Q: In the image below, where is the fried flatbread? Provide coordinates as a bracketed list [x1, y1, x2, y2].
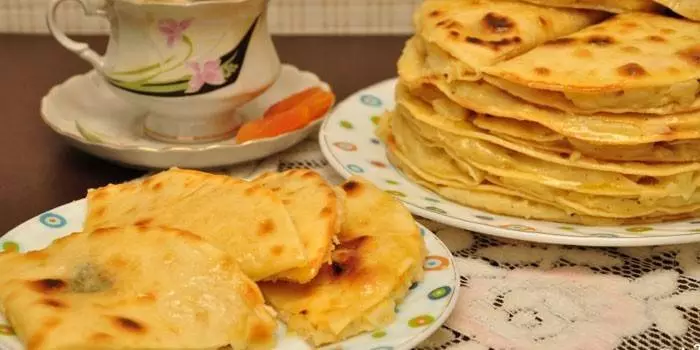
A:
[414, 0, 606, 81]
[259, 178, 425, 346]
[0, 225, 277, 350]
[516, 0, 658, 12]
[84, 168, 305, 281]
[252, 169, 343, 283]
[483, 12, 700, 114]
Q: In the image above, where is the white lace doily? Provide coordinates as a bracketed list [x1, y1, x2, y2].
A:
[225, 138, 700, 350]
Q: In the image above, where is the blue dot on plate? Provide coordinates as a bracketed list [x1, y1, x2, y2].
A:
[347, 164, 364, 173]
[39, 213, 67, 228]
[420, 227, 427, 236]
[360, 94, 383, 107]
[409, 281, 419, 290]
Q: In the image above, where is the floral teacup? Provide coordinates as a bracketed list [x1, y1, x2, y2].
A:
[47, 0, 280, 143]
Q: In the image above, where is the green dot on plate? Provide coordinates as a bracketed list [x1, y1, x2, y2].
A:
[371, 116, 381, 125]
[408, 315, 435, 328]
[371, 330, 387, 338]
[2, 241, 19, 253]
[386, 190, 406, 198]
[626, 227, 653, 233]
[340, 120, 354, 129]
[386, 180, 400, 185]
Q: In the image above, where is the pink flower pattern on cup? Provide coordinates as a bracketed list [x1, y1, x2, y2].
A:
[185, 60, 225, 93]
[158, 18, 193, 48]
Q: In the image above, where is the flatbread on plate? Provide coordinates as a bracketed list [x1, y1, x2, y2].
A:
[483, 12, 700, 114]
[84, 168, 305, 281]
[252, 169, 343, 283]
[260, 177, 426, 346]
[0, 225, 277, 350]
[413, 0, 606, 81]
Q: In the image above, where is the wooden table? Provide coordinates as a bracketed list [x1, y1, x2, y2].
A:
[0, 34, 407, 235]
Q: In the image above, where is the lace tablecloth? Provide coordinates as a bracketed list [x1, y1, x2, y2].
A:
[225, 138, 700, 350]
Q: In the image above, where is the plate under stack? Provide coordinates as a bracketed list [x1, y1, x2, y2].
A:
[379, 0, 700, 225]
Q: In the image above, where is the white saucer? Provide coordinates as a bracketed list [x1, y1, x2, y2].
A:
[40, 65, 331, 169]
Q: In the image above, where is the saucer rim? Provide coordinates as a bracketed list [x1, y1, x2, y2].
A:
[40, 64, 332, 154]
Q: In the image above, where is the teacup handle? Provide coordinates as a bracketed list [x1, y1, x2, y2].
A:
[46, 0, 106, 73]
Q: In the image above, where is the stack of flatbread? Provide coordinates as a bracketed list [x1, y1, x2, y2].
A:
[380, 0, 700, 225]
[0, 168, 425, 348]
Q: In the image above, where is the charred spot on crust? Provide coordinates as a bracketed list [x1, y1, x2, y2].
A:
[646, 35, 665, 42]
[342, 181, 362, 196]
[544, 37, 577, 46]
[617, 63, 648, 77]
[585, 35, 615, 46]
[300, 309, 308, 315]
[134, 218, 153, 226]
[533, 67, 550, 76]
[429, 10, 441, 17]
[481, 12, 515, 33]
[258, 219, 275, 237]
[113, 317, 146, 333]
[678, 45, 700, 67]
[329, 237, 367, 278]
[449, 30, 460, 38]
[41, 298, 67, 308]
[30, 279, 67, 293]
[636, 176, 659, 185]
[466, 36, 521, 51]
[270, 245, 285, 256]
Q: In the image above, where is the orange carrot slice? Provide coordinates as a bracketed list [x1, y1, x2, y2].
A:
[264, 87, 325, 117]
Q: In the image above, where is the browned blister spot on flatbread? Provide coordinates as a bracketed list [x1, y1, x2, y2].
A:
[429, 10, 441, 17]
[574, 48, 593, 58]
[134, 218, 154, 226]
[449, 30, 460, 39]
[25, 251, 48, 260]
[248, 318, 275, 345]
[270, 244, 285, 256]
[481, 12, 515, 34]
[29, 279, 67, 294]
[112, 316, 146, 333]
[41, 298, 67, 309]
[244, 184, 263, 196]
[617, 63, 648, 77]
[585, 35, 615, 46]
[661, 28, 676, 35]
[534, 67, 550, 76]
[152, 182, 163, 191]
[621, 46, 642, 54]
[342, 181, 362, 197]
[621, 21, 638, 28]
[257, 219, 275, 237]
[544, 37, 577, 46]
[90, 332, 114, 342]
[646, 35, 665, 43]
[93, 206, 106, 218]
[90, 190, 109, 201]
[678, 45, 700, 67]
[171, 228, 203, 242]
[466, 36, 522, 51]
[538, 16, 549, 28]
[320, 206, 334, 217]
[667, 67, 681, 75]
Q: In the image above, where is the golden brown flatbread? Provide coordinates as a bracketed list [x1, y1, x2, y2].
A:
[414, 0, 606, 81]
[0, 225, 277, 350]
[483, 12, 700, 114]
[84, 168, 306, 281]
[252, 169, 343, 283]
[654, 0, 700, 21]
[260, 178, 425, 346]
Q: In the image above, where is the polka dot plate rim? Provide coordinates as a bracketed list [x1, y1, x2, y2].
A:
[0, 199, 459, 350]
[318, 77, 700, 247]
